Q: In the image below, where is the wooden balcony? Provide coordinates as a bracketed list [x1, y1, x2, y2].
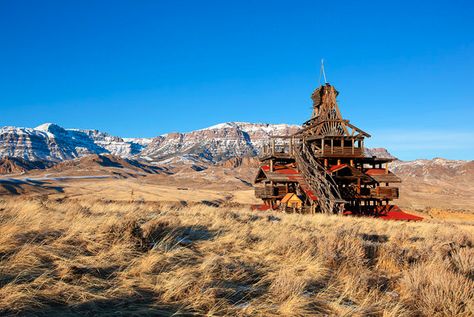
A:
[370, 187, 399, 200]
[358, 187, 399, 200]
[255, 185, 288, 199]
[317, 146, 363, 157]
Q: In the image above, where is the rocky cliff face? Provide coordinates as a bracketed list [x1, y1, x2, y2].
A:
[0, 122, 300, 164]
[0, 123, 150, 162]
[140, 122, 300, 163]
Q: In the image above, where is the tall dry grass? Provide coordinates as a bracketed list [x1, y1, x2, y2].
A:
[0, 197, 473, 316]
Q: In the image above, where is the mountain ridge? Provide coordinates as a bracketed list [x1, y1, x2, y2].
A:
[0, 122, 470, 167]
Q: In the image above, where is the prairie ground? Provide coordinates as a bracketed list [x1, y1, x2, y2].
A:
[0, 198, 473, 316]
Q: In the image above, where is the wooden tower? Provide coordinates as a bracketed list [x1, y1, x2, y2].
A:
[254, 83, 401, 214]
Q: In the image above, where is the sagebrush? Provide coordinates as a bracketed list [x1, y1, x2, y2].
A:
[0, 198, 473, 316]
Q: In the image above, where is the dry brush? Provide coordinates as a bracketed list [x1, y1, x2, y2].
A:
[0, 198, 473, 316]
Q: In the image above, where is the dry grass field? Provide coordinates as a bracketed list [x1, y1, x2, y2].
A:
[0, 198, 473, 316]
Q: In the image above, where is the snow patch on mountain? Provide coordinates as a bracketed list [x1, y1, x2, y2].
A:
[0, 123, 148, 161]
[141, 122, 301, 163]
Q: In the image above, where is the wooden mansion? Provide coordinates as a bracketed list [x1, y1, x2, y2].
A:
[254, 83, 402, 215]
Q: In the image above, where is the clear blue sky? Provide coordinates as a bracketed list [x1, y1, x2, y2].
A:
[1, 1, 473, 160]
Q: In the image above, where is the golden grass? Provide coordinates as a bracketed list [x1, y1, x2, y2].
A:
[0, 198, 473, 316]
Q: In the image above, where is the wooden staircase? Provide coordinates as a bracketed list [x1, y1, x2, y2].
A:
[293, 142, 342, 214]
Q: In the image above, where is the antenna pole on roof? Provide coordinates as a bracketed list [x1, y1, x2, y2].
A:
[320, 59, 327, 85]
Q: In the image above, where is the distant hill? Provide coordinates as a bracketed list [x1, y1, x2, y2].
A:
[0, 157, 52, 174]
[41, 154, 171, 178]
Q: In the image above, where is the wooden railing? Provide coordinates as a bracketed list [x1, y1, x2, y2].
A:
[293, 142, 342, 214]
[260, 137, 364, 158]
[254, 185, 288, 198]
[260, 136, 296, 158]
[317, 146, 363, 157]
[370, 187, 399, 199]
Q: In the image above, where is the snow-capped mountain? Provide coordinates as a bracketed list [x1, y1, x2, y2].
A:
[1, 122, 470, 175]
[0, 122, 300, 163]
[0, 123, 150, 162]
[140, 122, 300, 163]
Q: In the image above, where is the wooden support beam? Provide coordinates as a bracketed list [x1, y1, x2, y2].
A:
[289, 138, 293, 155]
[345, 121, 371, 137]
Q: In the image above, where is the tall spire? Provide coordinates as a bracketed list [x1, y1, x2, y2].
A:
[320, 59, 327, 85]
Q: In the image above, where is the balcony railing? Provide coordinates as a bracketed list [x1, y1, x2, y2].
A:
[370, 187, 399, 199]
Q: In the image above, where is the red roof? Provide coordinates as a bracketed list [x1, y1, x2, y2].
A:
[327, 164, 347, 173]
[259, 165, 318, 201]
[261, 165, 299, 175]
[365, 168, 387, 176]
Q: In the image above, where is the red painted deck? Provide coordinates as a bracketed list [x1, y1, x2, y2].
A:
[344, 205, 423, 221]
[252, 204, 423, 221]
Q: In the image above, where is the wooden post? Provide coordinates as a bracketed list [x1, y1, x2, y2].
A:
[352, 138, 355, 155]
[350, 159, 353, 166]
[289, 138, 293, 155]
[321, 138, 324, 156]
[271, 139, 275, 155]
[341, 137, 344, 153]
[330, 139, 334, 154]
[270, 159, 274, 172]
[385, 163, 389, 174]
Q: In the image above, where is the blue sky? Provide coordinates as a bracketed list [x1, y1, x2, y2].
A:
[1, 1, 473, 160]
